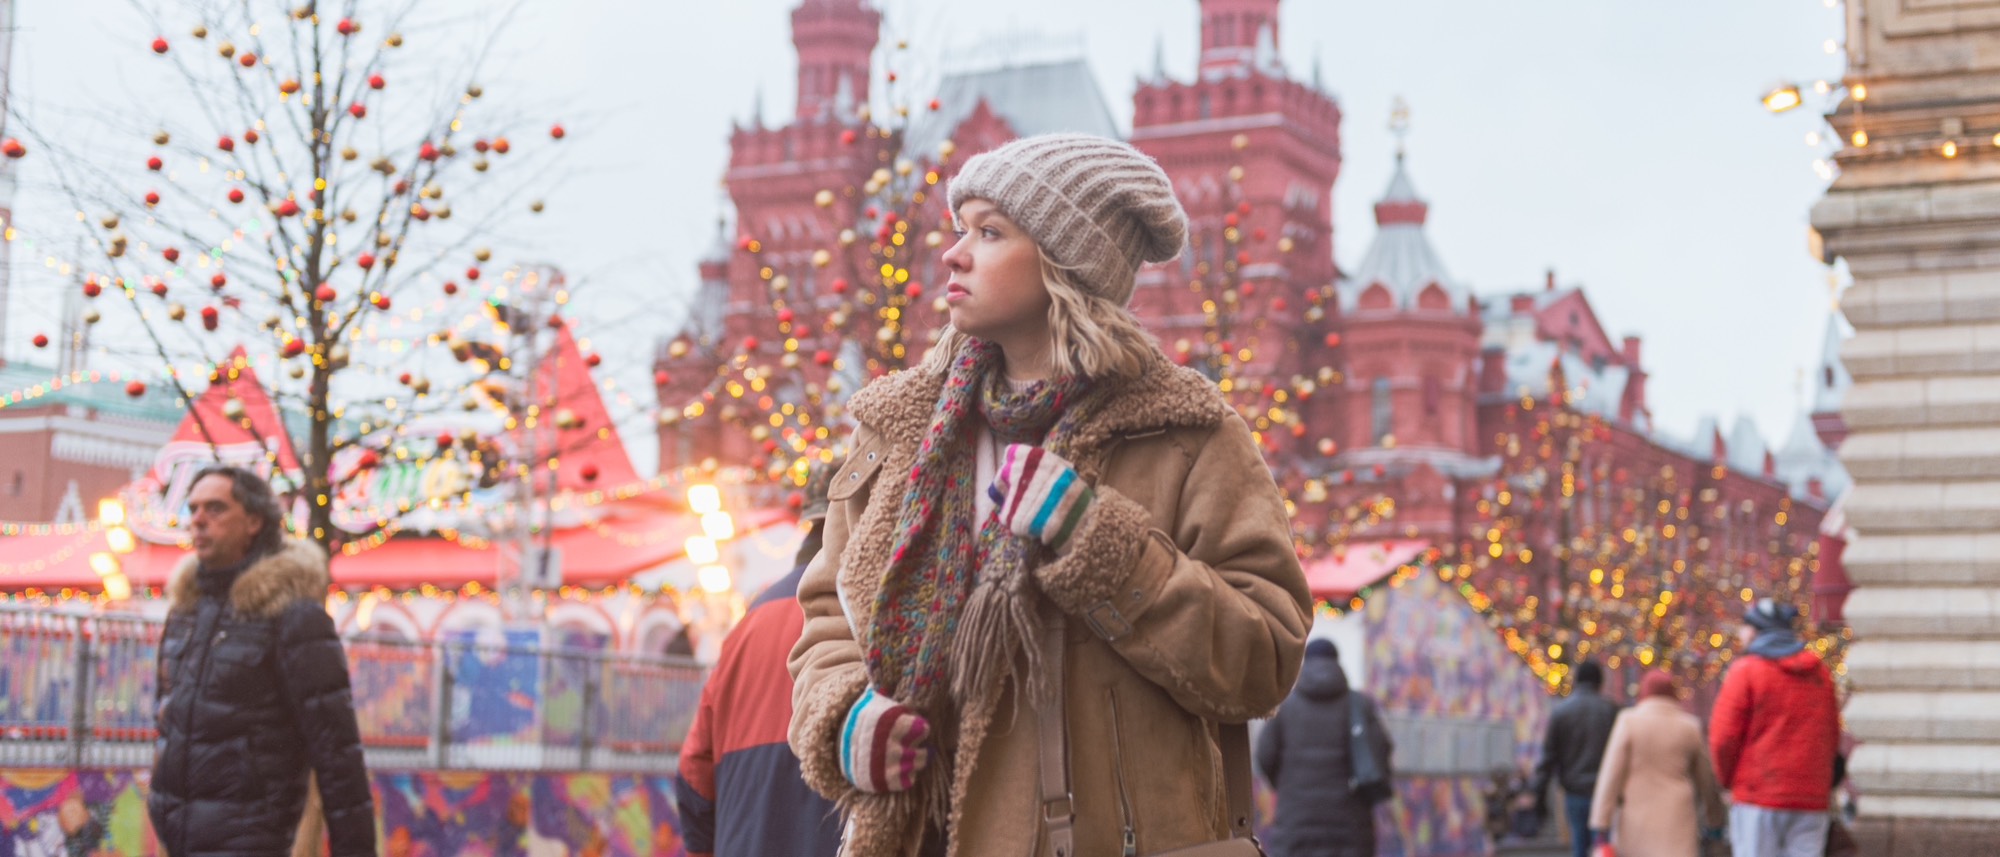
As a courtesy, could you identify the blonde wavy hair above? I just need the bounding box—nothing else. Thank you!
[922,249,1159,384]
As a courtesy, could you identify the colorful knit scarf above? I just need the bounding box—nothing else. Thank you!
[862,339,1094,827]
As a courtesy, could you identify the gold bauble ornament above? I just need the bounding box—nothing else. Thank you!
[838,229,857,246]
[473,247,492,262]
[814,189,835,208]
[218,41,235,58]
[938,140,956,159]
[781,353,800,368]
[528,200,544,213]
[473,159,490,172]
[376,232,393,247]
[435,206,452,220]
[100,214,120,230]
[925,231,944,248]
[341,147,359,161]
[421,183,442,200]
[84,309,101,325]
[192,25,208,38]
[1229,165,1246,182]
[288,365,306,379]
[153,131,171,145]
[812,249,832,268]
[466,84,483,98]
[223,398,246,419]
[386,33,403,47]
[168,303,186,321]
[341,209,358,223]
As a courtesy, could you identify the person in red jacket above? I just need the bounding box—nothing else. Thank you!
[1709,598,1840,857]
[674,470,841,857]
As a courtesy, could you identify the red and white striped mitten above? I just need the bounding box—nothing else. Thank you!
[989,444,1094,553]
[840,687,931,793]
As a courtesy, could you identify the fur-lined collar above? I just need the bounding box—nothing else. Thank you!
[167,538,331,618]
[848,346,1230,470]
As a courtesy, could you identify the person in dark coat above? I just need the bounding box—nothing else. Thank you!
[149,465,374,857]
[1531,659,1620,857]
[674,470,841,857]
[1256,638,1393,857]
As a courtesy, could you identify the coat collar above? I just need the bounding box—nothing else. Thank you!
[848,346,1231,471]
[167,538,331,618]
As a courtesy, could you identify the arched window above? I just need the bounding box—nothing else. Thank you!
[1372,377,1393,445]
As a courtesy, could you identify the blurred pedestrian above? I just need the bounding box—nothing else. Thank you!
[788,133,1312,856]
[1256,638,1394,857]
[1532,659,1620,857]
[674,465,842,857]
[1587,670,1726,857]
[149,465,375,857]
[1710,598,1839,857]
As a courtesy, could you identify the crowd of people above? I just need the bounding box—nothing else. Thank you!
[149,132,1850,857]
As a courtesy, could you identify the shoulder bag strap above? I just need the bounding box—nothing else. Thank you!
[1036,610,1260,853]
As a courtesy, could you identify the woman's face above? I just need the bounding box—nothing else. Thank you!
[943,199,1051,348]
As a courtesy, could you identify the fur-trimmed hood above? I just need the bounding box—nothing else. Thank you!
[167,538,331,618]
[847,346,1231,479]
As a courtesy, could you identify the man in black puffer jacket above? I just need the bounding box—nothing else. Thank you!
[149,465,375,857]
[1256,638,1394,857]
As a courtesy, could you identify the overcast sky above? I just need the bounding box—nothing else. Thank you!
[9,1,1847,475]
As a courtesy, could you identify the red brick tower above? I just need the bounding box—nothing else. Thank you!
[1129,0,1341,456]
[655,0,890,471]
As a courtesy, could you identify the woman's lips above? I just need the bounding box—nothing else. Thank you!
[945,283,970,303]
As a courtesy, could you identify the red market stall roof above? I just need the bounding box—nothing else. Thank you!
[0,504,794,594]
[1302,539,1430,602]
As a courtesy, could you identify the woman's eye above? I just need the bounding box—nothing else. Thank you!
[981,227,1001,239]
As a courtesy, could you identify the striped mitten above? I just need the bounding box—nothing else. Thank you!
[989,444,1094,553]
[840,687,931,793]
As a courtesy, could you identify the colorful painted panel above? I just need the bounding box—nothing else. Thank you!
[1,769,684,857]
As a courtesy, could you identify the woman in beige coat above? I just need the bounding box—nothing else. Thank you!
[787,134,1313,857]
[1589,671,1728,857]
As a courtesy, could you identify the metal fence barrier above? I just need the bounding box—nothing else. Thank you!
[0,605,704,773]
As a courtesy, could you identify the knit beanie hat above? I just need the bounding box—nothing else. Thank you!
[1639,670,1677,700]
[1305,638,1339,660]
[1744,597,1800,632]
[947,133,1188,307]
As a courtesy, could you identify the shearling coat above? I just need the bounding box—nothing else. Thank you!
[150,539,376,857]
[788,351,1313,857]
[1588,697,1726,857]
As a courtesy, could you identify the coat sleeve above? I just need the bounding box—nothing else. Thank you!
[1254,709,1284,786]
[275,601,376,857]
[1032,415,1312,722]
[787,431,876,803]
[1708,665,1752,792]
[674,680,720,857]
[1587,712,1631,832]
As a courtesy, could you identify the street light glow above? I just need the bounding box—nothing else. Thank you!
[98,499,126,526]
[685,535,719,565]
[697,565,732,594]
[701,511,736,541]
[688,484,721,515]
[1762,84,1803,114]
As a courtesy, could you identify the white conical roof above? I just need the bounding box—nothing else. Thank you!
[1337,155,1469,313]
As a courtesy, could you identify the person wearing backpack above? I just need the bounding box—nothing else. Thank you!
[1255,638,1395,857]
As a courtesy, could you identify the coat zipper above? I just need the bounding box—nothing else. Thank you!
[1104,687,1138,857]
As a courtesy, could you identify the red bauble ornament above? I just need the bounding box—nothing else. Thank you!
[443,281,459,295]
[200,306,219,330]
[357,450,380,469]
[356,252,376,269]
[1224,213,1239,228]
[1241,282,1257,298]
[549,123,566,139]
[1236,251,1252,266]
[151,37,169,54]
[372,294,391,311]
[928,98,941,111]
[412,205,430,221]
[336,18,357,35]
[813,350,833,367]
[776,308,795,324]
[1253,228,1268,242]
[217,136,235,152]
[1323,333,1341,348]
[147,156,164,171]
[437,433,454,450]
[126,380,147,397]
[904,282,923,298]
[473,139,490,153]
[584,353,602,368]
[149,280,169,297]
[1271,297,1287,312]
[1372,464,1386,478]
[841,129,858,145]
[280,79,301,95]
[654,370,671,386]
[348,103,367,119]
[742,336,760,352]
[211,273,227,289]
[580,463,600,482]
[282,338,305,358]
[392,179,409,196]
[145,191,161,206]
[368,74,385,90]
[735,235,754,251]
[419,142,439,161]
[830,278,849,294]
[398,372,413,385]
[548,316,565,330]
[31,333,48,349]
[314,285,337,302]
[162,247,179,262]
[1238,201,1253,216]
[275,199,299,216]
[227,188,245,204]
[82,279,102,298]
[464,267,481,281]
[238,52,257,68]
[492,138,510,154]
[243,128,259,144]
[0,139,22,159]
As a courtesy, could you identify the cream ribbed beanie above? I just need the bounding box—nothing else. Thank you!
[947,133,1188,307]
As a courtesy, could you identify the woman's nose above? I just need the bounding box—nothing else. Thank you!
[942,236,970,270]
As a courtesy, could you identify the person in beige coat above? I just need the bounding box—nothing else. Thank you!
[1588,671,1727,857]
[787,133,1313,857]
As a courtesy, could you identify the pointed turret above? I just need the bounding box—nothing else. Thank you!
[791,0,879,123]
[1339,153,1468,314]
[1198,0,1281,79]
[1811,312,1852,450]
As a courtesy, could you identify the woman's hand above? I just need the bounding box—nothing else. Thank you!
[840,688,931,793]
[988,444,1094,552]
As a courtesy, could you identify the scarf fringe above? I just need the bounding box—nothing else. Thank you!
[949,566,1049,717]
[837,767,952,857]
